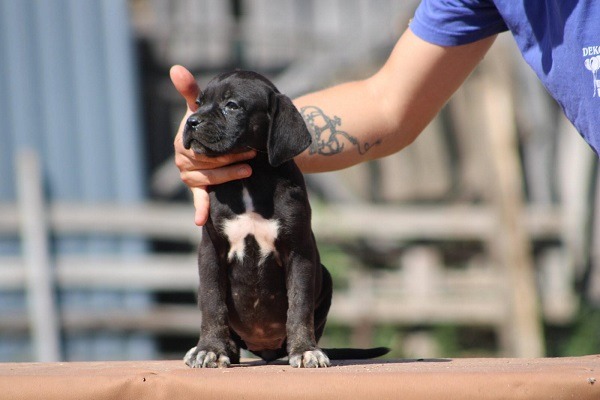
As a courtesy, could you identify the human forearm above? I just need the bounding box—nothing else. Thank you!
[293,79,398,173]
[293,29,497,174]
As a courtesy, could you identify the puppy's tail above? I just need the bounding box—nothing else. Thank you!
[323,347,390,360]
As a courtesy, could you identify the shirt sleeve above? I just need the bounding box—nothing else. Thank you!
[409,0,509,46]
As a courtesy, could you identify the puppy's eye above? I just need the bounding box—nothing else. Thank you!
[225,101,240,110]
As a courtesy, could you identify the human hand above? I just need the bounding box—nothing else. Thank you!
[170,65,256,226]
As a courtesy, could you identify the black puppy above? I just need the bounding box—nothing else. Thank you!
[182,71,387,368]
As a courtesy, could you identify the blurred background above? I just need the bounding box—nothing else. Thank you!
[1,0,599,362]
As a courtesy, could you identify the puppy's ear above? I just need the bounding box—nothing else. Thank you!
[267,92,312,167]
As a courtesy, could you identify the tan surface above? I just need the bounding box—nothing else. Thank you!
[1,355,599,400]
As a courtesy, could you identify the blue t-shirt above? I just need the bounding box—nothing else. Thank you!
[410,0,600,155]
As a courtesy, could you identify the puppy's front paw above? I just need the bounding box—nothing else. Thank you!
[289,349,330,368]
[184,346,231,368]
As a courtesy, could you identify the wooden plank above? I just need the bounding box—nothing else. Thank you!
[0,305,201,335]
[479,45,544,357]
[61,305,201,334]
[49,203,201,242]
[0,258,26,288]
[312,204,561,241]
[0,202,561,241]
[1,292,503,333]
[538,248,578,324]
[330,262,507,326]
[330,294,506,326]
[0,204,19,234]
[557,113,596,278]
[16,150,61,362]
[0,203,199,241]
[0,255,197,291]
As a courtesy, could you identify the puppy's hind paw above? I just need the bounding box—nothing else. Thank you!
[184,346,231,368]
[289,349,331,368]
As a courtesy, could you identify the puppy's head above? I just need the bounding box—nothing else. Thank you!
[183,70,311,167]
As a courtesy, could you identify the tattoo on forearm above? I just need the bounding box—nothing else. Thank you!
[300,106,381,156]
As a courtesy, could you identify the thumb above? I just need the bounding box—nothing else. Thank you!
[170,65,200,111]
[191,186,210,226]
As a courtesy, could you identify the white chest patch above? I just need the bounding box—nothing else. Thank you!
[222,188,280,264]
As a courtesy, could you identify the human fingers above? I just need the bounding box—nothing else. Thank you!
[174,147,257,170]
[170,65,200,111]
[191,186,210,226]
[179,162,253,188]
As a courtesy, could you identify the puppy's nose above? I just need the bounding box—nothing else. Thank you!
[186,116,201,129]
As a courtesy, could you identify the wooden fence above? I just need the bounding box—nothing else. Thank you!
[0,144,586,360]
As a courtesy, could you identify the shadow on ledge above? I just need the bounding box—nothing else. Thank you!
[234,357,452,368]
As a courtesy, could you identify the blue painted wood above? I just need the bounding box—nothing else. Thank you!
[34,0,79,201]
[0,0,154,362]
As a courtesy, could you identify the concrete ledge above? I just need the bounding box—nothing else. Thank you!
[1,356,599,399]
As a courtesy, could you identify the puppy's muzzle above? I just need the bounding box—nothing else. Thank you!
[183,116,224,155]
[186,115,202,130]
[183,116,208,151]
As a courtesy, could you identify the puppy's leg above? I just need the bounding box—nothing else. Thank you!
[185,233,238,368]
[285,252,330,368]
[313,264,333,342]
